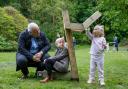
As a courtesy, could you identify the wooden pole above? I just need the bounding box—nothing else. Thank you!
[65,29,79,81]
[62,10,79,81]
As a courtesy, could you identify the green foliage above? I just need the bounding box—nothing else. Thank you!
[0,6,28,51]
[0,36,17,51]
[96,0,128,41]
[0,0,10,6]
[4,6,28,39]
[0,7,15,41]
[18,0,32,18]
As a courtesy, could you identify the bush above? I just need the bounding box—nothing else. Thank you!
[119,38,128,46]
[4,6,28,41]
[0,36,17,51]
[0,6,28,51]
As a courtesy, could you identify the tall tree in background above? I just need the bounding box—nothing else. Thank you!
[18,0,32,19]
[95,0,128,42]
[0,0,10,6]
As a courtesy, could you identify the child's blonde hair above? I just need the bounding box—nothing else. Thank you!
[55,37,65,47]
[93,25,104,37]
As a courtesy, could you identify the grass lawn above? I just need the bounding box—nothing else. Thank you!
[0,45,128,89]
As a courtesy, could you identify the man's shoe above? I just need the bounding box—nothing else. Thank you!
[18,75,28,80]
[37,71,43,77]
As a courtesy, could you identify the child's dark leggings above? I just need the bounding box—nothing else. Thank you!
[44,59,57,76]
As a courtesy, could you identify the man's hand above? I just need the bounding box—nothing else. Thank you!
[32,55,41,62]
[33,51,43,62]
[35,51,43,59]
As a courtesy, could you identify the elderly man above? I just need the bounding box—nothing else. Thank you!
[16,22,51,79]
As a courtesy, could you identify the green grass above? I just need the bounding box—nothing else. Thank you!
[0,45,128,89]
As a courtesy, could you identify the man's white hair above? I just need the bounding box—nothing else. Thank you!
[28,22,39,32]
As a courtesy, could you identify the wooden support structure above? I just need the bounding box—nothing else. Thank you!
[62,10,79,81]
[62,10,102,81]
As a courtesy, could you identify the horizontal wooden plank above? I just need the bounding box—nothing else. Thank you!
[83,11,102,29]
[70,23,84,32]
[65,23,84,32]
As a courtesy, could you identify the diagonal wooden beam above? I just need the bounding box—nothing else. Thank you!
[83,11,102,29]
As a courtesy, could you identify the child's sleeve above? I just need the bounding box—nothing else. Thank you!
[48,48,68,61]
[102,38,107,49]
[85,28,93,40]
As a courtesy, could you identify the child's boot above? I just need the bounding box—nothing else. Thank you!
[87,79,95,84]
[99,79,105,86]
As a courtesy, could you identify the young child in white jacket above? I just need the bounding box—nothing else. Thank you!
[85,25,107,86]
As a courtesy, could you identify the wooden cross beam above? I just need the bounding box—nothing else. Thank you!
[63,10,102,32]
[62,10,102,81]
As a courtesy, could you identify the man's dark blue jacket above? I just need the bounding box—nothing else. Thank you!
[17,29,51,60]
